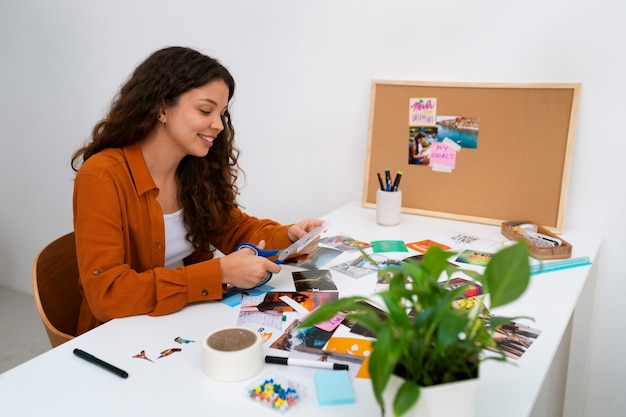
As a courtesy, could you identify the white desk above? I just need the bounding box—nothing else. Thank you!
[0,202,600,417]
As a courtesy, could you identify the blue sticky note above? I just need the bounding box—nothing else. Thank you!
[314,370,355,406]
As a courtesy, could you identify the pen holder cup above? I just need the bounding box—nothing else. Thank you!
[202,326,263,382]
[376,189,402,226]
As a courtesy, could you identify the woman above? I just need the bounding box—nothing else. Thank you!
[409,132,431,165]
[71,46,323,335]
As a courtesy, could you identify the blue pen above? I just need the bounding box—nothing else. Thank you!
[384,169,391,191]
[530,256,591,275]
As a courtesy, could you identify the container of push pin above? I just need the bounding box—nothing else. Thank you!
[201,326,263,382]
[247,372,305,413]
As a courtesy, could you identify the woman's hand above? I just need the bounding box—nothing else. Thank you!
[219,240,280,289]
[287,219,326,254]
[287,219,325,242]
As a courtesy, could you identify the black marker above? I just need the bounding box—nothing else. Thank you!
[392,171,403,191]
[265,355,349,371]
[73,348,129,379]
[377,172,385,191]
[384,168,391,191]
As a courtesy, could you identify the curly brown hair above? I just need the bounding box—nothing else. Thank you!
[71,46,240,251]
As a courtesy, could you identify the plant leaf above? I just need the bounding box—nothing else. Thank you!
[296,296,369,328]
[489,315,534,330]
[483,241,530,308]
[379,291,412,329]
[437,308,469,348]
[369,324,401,410]
[369,327,399,408]
[421,246,455,277]
[343,308,386,336]
[394,379,421,417]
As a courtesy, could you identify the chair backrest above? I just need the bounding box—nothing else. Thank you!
[32,232,82,348]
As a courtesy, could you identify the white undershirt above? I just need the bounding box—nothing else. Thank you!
[163,209,195,269]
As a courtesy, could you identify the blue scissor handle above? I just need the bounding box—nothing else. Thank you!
[236,242,280,259]
[235,242,281,288]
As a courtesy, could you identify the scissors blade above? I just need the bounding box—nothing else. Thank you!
[276,221,329,262]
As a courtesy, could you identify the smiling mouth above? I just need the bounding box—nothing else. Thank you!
[198,134,214,146]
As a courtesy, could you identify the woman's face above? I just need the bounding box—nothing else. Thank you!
[162,79,230,158]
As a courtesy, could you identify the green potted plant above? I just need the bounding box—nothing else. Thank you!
[298,240,531,417]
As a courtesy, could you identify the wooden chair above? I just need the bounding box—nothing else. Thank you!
[32,232,82,348]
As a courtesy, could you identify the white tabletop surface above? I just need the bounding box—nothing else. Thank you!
[0,202,601,417]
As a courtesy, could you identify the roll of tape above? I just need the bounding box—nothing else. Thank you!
[518,223,538,233]
[202,326,263,382]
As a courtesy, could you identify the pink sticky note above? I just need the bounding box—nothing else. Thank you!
[429,141,457,171]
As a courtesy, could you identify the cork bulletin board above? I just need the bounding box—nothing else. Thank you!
[362,80,581,232]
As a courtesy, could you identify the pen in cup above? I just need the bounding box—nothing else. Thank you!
[384,168,391,191]
[392,171,403,191]
[73,348,129,379]
[377,172,385,191]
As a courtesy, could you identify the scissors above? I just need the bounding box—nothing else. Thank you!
[235,221,329,288]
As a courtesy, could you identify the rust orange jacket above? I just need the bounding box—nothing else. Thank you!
[73,143,292,335]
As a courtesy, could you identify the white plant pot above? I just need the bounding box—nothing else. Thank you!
[383,373,479,417]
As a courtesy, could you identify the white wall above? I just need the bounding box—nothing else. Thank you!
[1,1,624,415]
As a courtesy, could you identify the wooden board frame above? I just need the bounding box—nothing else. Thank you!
[362,80,581,233]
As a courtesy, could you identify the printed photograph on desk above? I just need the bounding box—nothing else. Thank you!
[342,301,388,338]
[453,249,494,267]
[270,318,335,352]
[405,239,451,253]
[319,234,371,251]
[292,269,338,291]
[440,277,542,359]
[492,321,542,360]
[374,260,409,292]
[289,346,364,380]
[322,338,372,379]
[257,291,339,313]
[221,283,273,307]
[238,292,285,331]
[293,246,343,269]
[330,253,393,278]
[403,254,424,263]
[439,276,489,316]
[371,240,410,253]
[432,231,499,251]
[443,277,483,298]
